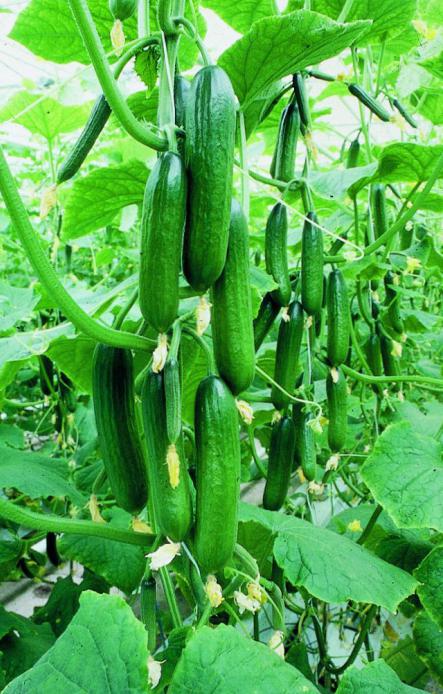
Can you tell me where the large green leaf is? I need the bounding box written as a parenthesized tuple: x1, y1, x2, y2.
(336, 659, 421, 693)
(414, 547, 443, 629)
(376, 143, 443, 183)
(413, 611, 443, 684)
(0, 92, 91, 140)
(412, 88, 443, 125)
(0, 608, 56, 687)
(420, 51, 443, 81)
(201, 0, 276, 34)
(218, 11, 371, 107)
(3, 592, 149, 693)
(0, 324, 73, 371)
(48, 336, 96, 393)
(361, 421, 443, 532)
(0, 282, 39, 335)
(239, 503, 417, 611)
(169, 624, 317, 693)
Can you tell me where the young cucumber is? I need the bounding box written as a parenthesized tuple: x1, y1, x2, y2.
(366, 333, 383, 376)
(92, 344, 147, 514)
(346, 137, 360, 168)
(299, 412, 316, 481)
(370, 184, 388, 239)
(271, 301, 304, 410)
(293, 72, 311, 129)
(380, 335, 401, 377)
(347, 84, 391, 122)
(384, 271, 404, 335)
(174, 75, 190, 129)
(184, 66, 236, 291)
(141, 371, 192, 541)
(211, 199, 255, 395)
(194, 376, 240, 574)
(326, 367, 347, 452)
(139, 151, 186, 334)
(301, 211, 324, 315)
(263, 416, 296, 511)
(327, 269, 350, 366)
(254, 292, 280, 351)
(265, 203, 292, 307)
(270, 98, 300, 182)
(109, 0, 136, 20)
(163, 357, 182, 445)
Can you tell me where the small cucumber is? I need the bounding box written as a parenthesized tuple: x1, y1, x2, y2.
(253, 292, 280, 351)
(346, 137, 360, 168)
(271, 301, 304, 411)
(164, 357, 182, 445)
(384, 271, 404, 335)
(263, 415, 296, 511)
(326, 367, 347, 452)
(265, 202, 291, 307)
(109, 0, 136, 20)
(270, 98, 300, 182)
(39, 355, 54, 396)
(293, 72, 311, 129)
(326, 269, 350, 366)
(365, 333, 383, 376)
(370, 184, 388, 239)
(347, 84, 391, 122)
(393, 98, 417, 128)
(380, 335, 400, 377)
(292, 400, 303, 468)
(301, 211, 323, 315)
(140, 576, 157, 651)
(299, 413, 316, 481)
(174, 75, 190, 129)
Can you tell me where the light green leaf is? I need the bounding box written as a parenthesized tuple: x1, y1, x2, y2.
(414, 547, 443, 629)
(61, 160, 148, 240)
(169, 624, 317, 693)
(201, 0, 276, 34)
(412, 88, 443, 125)
(413, 611, 443, 684)
(239, 503, 417, 611)
(361, 421, 443, 532)
(310, 163, 377, 200)
(0, 324, 73, 370)
(0, 282, 38, 334)
(415, 192, 443, 212)
(219, 11, 371, 107)
(376, 143, 443, 182)
(418, 0, 443, 25)
(336, 659, 421, 693)
(48, 336, 96, 393)
(3, 592, 149, 693)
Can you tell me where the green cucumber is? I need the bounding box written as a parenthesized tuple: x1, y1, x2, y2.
(384, 271, 404, 335)
(393, 98, 417, 128)
(139, 151, 186, 333)
(254, 292, 280, 351)
(271, 301, 304, 411)
(39, 355, 54, 396)
(326, 269, 350, 366)
(211, 199, 255, 395)
(299, 413, 316, 481)
(157, 0, 176, 34)
(380, 335, 400, 377)
(347, 84, 391, 122)
(92, 344, 147, 514)
(140, 576, 157, 652)
(292, 400, 303, 468)
(399, 223, 414, 250)
(164, 357, 182, 445)
(270, 98, 300, 182)
(371, 184, 388, 239)
(301, 211, 323, 315)
(184, 66, 236, 291)
(174, 75, 190, 128)
(346, 136, 360, 168)
(326, 367, 347, 452)
(365, 333, 383, 376)
(265, 203, 291, 307)
(141, 370, 192, 541)
(263, 415, 296, 511)
(194, 375, 240, 574)
(109, 0, 136, 20)
(293, 72, 311, 129)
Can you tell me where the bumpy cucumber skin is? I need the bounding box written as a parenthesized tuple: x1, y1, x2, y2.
(380, 335, 400, 376)
(327, 269, 350, 366)
(292, 401, 303, 468)
(293, 72, 310, 129)
(109, 0, 136, 20)
(92, 344, 147, 514)
(254, 292, 280, 351)
(263, 416, 296, 511)
(346, 137, 360, 168)
(347, 84, 390, 122)
(141, 371, 192, 541)
(393, 98, 417, 128)
(384, 271, 404, 335)
(139, 152, 186, 333)
(57, 96, 111, 184)
(326, 367, 347, 452)
(194, 376, 240, 574)
(299, 413, 316, 481)
(366, 334, 383, 376)
(270, 100, 300, 182)
(164, 357, 182, 445)
(211, 199, 255, 395)
(184, 66, 236, 291)
(265, 203, 292, 307)
(371, 184, 388, 239)
(301, 211, 323, 315)
(39, 355, 54, 396)
(271, 301, 304, 410)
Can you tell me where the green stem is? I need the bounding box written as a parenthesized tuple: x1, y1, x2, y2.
(182, 326, 215, 374)
(113, 287, 138, 329)
(349, 318, 371, 373)
(159, 566, 182, 629)
(233, 159, 299, 192)
(0, 498, 152, 546)
(0, 147, 152, 352)
(337, 0, 356, 22)
(137, 0, 150, 37)
(342, 364, 443, 388)
(351, 48, 372, 161)
(327, 606, 377, 674)
(248, 428, 267, 478)
(169, 320, 182, 359)
(67, 0, 166, 150)
(357, 504, 382, 545)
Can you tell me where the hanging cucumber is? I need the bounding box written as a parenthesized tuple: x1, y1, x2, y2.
(254, 292, 280, 351)
(327, 269, 350, 366)
(380, 335, 401, 377)
(211, 199, 255, 395)
(384, 271, 404, 335)
(346, 136, 360, 168)
(164, 357, 182, 445)
(140, 576, 157, 652)
(265, 203, 291, 307)
(92, 344, 148, 514)
(392, 98, 417, 128)
(184, 66, 236, 291)
(270, 98, 300, 182)
(365, 333, 383, 376)
(301, 211, 323, 315)
(293, 73, 311, 130)
(174, 75, 190, 128)
(271, 301, 304, 411)
(39, 355, 54, 396)
(263, 415, 296, 511)
(370, 184, 388, 239)
(109, 0, 136, 20)
(326, 367, 347, 452)
(299, 412, 316, 481)
(139, 151, 186, 334)
(347, 84, 391, 122)
(292, 400, 303, 468)
(194, 376, 240, 574)
(141, 370, 192, 541)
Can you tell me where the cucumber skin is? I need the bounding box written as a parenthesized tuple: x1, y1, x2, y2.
(366, 334, 383, 376)
(292, 401, 303, 468)
(184, 66, 236, 292)
(141, 371, 192, 541)
(92, 345, 148, 514)
(347, 83, 391, 122)
(109, 0, 136, 20)
(346, 137, 360, 168)
(371, 184, 388, 239)
(164, 358, 182, 445)
(327, 269, 350, 366)
(299, 413, 316, 481)
(139, 152, 186, 333)
(380, 335, 400, 376)
(265, 203, 292, 307)
(384, 271, 404, 335)
(271, 301, 304, 411)
(326, 368, 347, 452)
(194, 376, 240, 574)
(211, 199, 255, 395)
(293, 72, 310, 129)
(270, 100, 300, 182)
(263, 416, 296, 511)
(254, 292, 280, 351)
(174, 75, 190, 128)
(301, 211, 324, 315)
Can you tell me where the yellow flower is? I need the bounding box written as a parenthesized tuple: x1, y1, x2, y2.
(166, 443, 180, 489)
(272, 410, 282, 424)
(347, 519, 363, 533)
(110, 19, 125, 56)
(308, 481, 324, 496)
(281, 306, 290, 323)
(40, 185, 57, 219)
(325, 454, 340, 471)
(236, 399, 254, 425)
(152, 333, 168, 373)
(412, 20, 437, 40)
(205, 575, 224, 608)
(234, 590, 261, 614)
(308, 416, 323, 434)
(405, 256, 421, 274)
(147, 541, 181, 570)
(391, 340, 402, 358)
(247, 581, 267, 605)
(88, 494, 105, 524)
(196, 296, 211, 335)
(268, 630, 285, 659)
(132, 518, 153, 534)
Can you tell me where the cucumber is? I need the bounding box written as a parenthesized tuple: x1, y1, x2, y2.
(254, 292, 280, 351)
(184, 66, 236, 291)
(365, 333, 383, 376)
(39, 355, 54, 396)
(174, 75, 190, 128)
(265, 203, 291, 307)
(271, 301, 304, 411)
(347, 84, 391, 122)
(392, 98, 417, 128)
(270, 98, 300, 182)
(164, 357, 181, 445)
(326, 269, 350, 366)
(384, 271, 404, 335)
(263, 416, 296, 511)
(139, 151, 186, 333)
(346, 137, 360, 168)
(292, 400, 303, 468)
(301, 211, 323, 315)
(56, 96, 111, 184)
(371, 184, 388, 239)
(157, 0, 176, 34)
(399, 223, 414, 250)
(92, 344, 148, 514)
(109, 0, 136, 20)
(140, 576, 157, 651)
(194, 375, 240, 574)
(141, 370, 192, 541)
(380, 335, 400, 377)
(293, 72, 310, 129)
(326, 367, 347, 452)
(211, 199, 255, 395)
(299, 412, 316, 481)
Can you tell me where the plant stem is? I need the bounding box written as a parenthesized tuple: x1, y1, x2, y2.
(248, 428, 267, 478)
(337, 0, 356, 22)
(182, 326, 216, 374)
(342, 364, 443, 388)
(327, 605, 377, 674)
(357, 504, 382, 545)
(159, 566, 182, 629)
(113, 286, 139, 329)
